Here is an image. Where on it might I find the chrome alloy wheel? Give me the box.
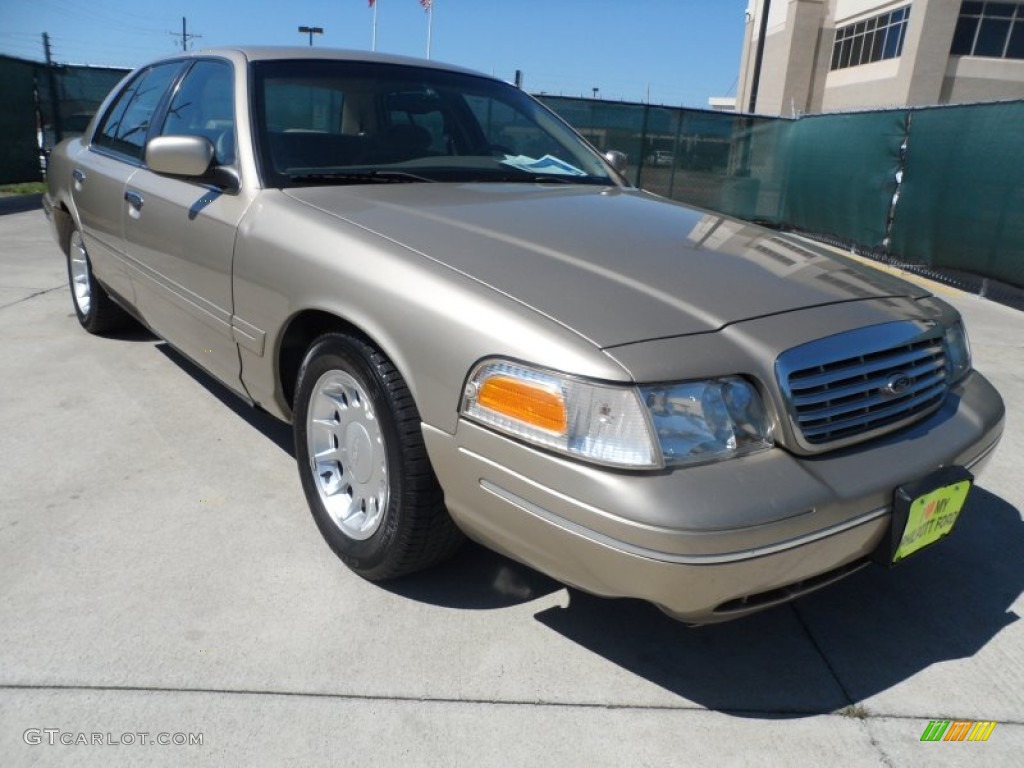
[306,370,389,540]
[69,230,91,316]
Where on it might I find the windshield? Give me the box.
[251,59,616,188]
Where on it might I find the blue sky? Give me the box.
[0,0,746,107]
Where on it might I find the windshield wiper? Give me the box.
[517,174,576,184]
[288,169,435,185]
[484,172,600,185]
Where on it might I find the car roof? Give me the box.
[153,46,489,80]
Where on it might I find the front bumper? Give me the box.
[423,370,1004,623]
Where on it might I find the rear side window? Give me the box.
[94,62,182,161]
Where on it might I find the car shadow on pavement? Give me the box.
[381,540,565,610]
[155,342,294,456]
[147,339,1022,716]
[0,194,42,216]
[98,323,159,343]
[531,486,1021,717]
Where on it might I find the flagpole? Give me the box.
[372,1,378,51]
[426,2,434,59]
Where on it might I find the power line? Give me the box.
[0,32,47,42]
[45,0,170,35]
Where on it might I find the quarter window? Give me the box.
[830,6,911,71]
[951,2,1024,59]
[94,62,182,160]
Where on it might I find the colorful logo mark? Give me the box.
[920,720,997,742]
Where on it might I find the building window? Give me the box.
[951,2,1024,59]
[830,6,912,71]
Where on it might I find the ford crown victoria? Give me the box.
[44,48,1004,622]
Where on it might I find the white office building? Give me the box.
[736,0,1024,114]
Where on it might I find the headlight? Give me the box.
[461,360,658,468]
[461,361,775,469]
[641,377,773,466]
[944,321,971,384]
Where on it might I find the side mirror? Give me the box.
[603,150,628,175]
[146,135,215,178]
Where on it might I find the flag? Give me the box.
[421,0,432,10]
[368,0,375,7]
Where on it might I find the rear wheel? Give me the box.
[293,333,463,580]
[67,228,130,334]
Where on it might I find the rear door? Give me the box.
[73,61,185,307]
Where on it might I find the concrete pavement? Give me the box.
[1,205,1022,766]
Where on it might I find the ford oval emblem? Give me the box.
[882,372,913,398]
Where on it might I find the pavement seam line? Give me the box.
[0,683,806,715]
[0,283,66,311]
[4,683,1024,727]
[790,603,896,768]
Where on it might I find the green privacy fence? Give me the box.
[539,96,1024,290]
[889,102,1024,289]
[0,56,41,185]
[0,54,128,185]
[775,110,907,250]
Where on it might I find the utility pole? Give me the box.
[169,17,201,52]
[298,26,324,47]
[748,0,771,113]
[42,33,63,145]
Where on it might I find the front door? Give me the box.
[122,59,252,395]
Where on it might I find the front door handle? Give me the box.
[72,168,86,184]
[124,190,144,211]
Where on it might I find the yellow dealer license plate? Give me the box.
[892,478,972,563]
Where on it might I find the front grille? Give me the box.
[777,322,949,449]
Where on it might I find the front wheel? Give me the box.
[66,227,130,334]
[293,333,463,580]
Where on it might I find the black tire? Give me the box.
[66,227,130,334]
[293,332,463,580]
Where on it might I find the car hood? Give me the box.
[284,184,928,348]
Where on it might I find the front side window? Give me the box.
[94,62,183,161]
[830,6,912,71]
[951,2,1024,59]
[251,60,615,188]
[160,59,237,165]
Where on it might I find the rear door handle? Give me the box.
[124,190,144,210]
[72,168,86,184]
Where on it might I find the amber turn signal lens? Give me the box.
[477,376,567,434]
